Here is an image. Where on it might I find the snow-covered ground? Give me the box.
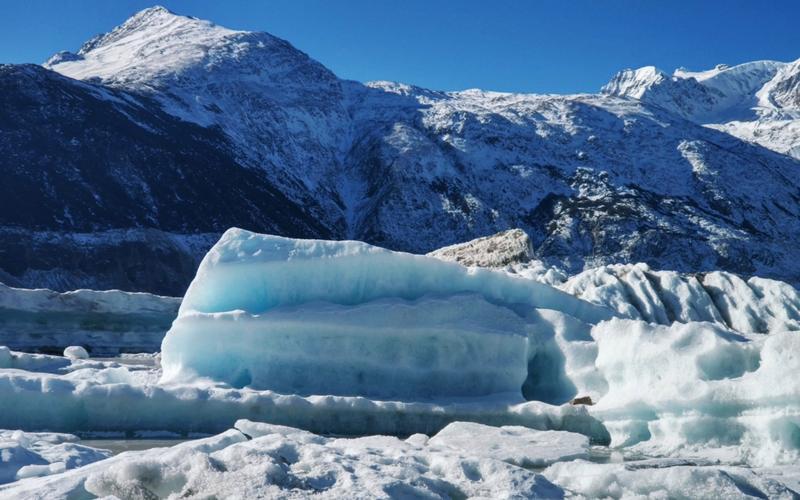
[2,229,800,497]
[0,429,110,485]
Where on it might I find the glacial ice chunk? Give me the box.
[165,295,530,398]
[583,318,800,465]
[161,228,612,400]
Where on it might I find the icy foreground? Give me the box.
[4,420,798,499]
[2,230,800,496]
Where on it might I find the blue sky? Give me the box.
[1,0,798,94]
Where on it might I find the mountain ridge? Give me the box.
[0,6,798,294]
[603,58,800,158]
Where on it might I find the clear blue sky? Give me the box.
[1,0,798,94]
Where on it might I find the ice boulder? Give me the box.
[63,346,89,360]
[427,228,534,268]
[161,228,613,400]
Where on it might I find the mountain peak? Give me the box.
[601,66,669,99]
[43,6,241,85]
[77,6,204,55]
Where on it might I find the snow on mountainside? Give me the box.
[0,6,797,294]
[604,59,800,158]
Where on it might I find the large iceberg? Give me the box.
[161,228,612,400]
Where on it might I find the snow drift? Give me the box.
[4,420,798,498]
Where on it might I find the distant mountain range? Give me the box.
[1,6,798,294]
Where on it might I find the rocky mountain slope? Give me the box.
[1,6,798,294]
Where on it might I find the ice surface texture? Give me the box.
[561,263,800,334]
[161,228,612,399]
[0,430,110,485]
[0,420,572,498]
[4,420,798,499]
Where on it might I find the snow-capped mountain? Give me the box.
[603,59,800,158]
[2,6,800,294]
